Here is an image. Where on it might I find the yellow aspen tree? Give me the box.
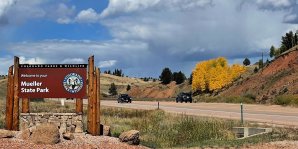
[192,57,246,93]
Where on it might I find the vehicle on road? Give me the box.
[176,92,192,103]
[117,94,132,103]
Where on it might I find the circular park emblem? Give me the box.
[63,73,83,93]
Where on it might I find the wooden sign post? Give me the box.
[76,98,83,114]
[87,56,101,135]
[5,66,14,130]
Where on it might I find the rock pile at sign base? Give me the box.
[119,130,140,145]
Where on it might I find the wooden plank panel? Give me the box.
[76,98,83,114]
[87,55,94,134]
[22,98,30,113]
[96,68,101,135]
[5,66,14,130]
[12,56,19,131]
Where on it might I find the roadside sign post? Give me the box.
[241,103,244,125]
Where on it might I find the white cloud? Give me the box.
[75,8,100,23]
[7,39,149,65]
[0,1,78,26]
[0,56,14,74]
[0,39,154,76]
[61,58,85,64]
[57,17,72,24]
[5,0,46,24]
[100,0,213,18]
[1,0,298,77]
[255,0,292,8]
[19,56,45,64]
[98,60,117,68]
[284,14,297,22]
[55,3,76,24]
[100,0,291,63]
[100,0,160,18]
[0,0,15,17]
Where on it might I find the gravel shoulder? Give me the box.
[241,141,298,149]
[0,133,149,149]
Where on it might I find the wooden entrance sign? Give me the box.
[5,56,101,135]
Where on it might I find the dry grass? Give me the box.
[0,100,5,129]
[0,100,298,148]
[0,79,7,101]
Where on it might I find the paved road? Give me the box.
[59,99,298,127]
[100,100,298,127]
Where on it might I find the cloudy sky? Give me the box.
[0,0,297,77]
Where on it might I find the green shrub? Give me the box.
[274,95,298,106]
[195,96,255,104]
[243,93,256,101]
[30,98,45,102]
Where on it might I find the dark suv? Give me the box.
[176,92,192,103]
[117,94,132,103]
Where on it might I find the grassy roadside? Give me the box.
[99,107,298,148]
[273,95,298,107]
[1,99,298,148]
[193,94,256,104]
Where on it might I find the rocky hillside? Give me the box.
[101,73,191,98]
[100,73,148,96]
[221,46,298,102]
[128,81,191,99]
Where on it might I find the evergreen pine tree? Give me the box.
[270,45,275,58]
[243,58,251,66]
[189,73,193,85]
[159,67,172,85]
[109,83,117,96]
[126,84,131,91]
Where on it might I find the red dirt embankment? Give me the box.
[128,82,191,99]
[221,46,298,102]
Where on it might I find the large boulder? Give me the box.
[63,132,74,140]
[119,130,140,145]
[103,125,111,136]
[0,129,15,138]
[19,129,31,140]
[100,124,111,136]
[30,123,60,145]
